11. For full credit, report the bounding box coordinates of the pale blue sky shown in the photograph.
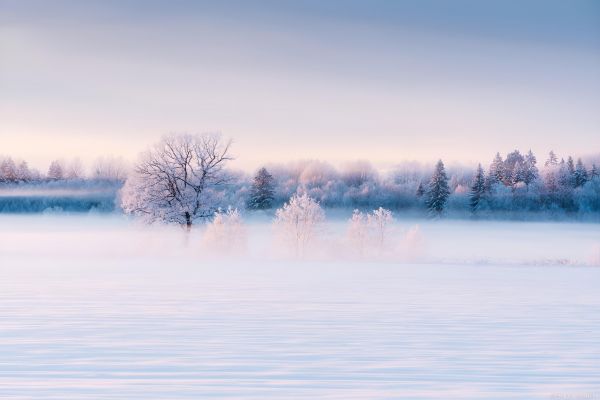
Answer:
[1,0,599,169]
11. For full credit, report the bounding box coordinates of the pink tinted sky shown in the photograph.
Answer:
[1,0,599,171]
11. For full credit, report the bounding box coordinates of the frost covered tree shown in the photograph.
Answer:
[511,161,526,187]
[402,224,425,261]
[566,156,575,176]
[545,151,558,167]
[0,158,18,182]
[488,152,504,185]
[247,167,275,210]
[590,164,599,181]
[426,160,450,216]
[273,193,325,257]
[346,207,394,256]
[543,167,558,195]
[121,133,232,231]
[92,156,128,182]
[524,150,539,186]
[347,209,369,257]
[469,164,485,213]
[573,158,588,188]
[16,161,31,182]
[66,158,85,180]
[202,207,247,254]
[416,181,425,197]
[504,150,525,186]
[367,207,394,254]
[47,160,64,180]
[556,161,575,210]
[340,161,377,187]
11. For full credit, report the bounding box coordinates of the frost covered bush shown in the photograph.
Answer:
[202,208,247,255]
[401,225,426,261]
[273,193,325,257]
[346,207,394,257]
[368,207,394,254]
[347,210,369,257]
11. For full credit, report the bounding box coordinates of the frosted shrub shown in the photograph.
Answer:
[346,207,394,257]
[368,207,394,255]
[202,208,247,255]
[273,193,325,258]
[402,225,426,261]
[347,210,369,257]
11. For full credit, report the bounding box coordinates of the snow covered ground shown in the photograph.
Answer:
[1,214,599,399]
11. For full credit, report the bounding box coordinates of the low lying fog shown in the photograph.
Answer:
[1,213,599,267]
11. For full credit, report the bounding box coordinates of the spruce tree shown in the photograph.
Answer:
[511,162,526,187]
[469,164,486,213]
[590,164,599,180]
[557,161,575,210]
[573,158,588,188]
[247,167,275,210]
[426,160,450,216]
[416,181,425,197]
[567,156,575,175]
[545,150,558,167]
[488,152,504,185]
[524,150,539,185]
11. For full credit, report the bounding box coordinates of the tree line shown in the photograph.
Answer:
[245,150,600,217]
[3,133,600,219]
[120,134,600,229]
[0,156,128,183]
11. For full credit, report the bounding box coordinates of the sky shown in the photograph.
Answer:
[1,0,599,171]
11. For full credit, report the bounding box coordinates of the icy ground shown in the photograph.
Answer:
[0,214,599,399]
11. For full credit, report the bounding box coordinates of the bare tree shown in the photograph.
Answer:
[121,133,232,230]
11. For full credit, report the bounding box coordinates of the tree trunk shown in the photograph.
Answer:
[185,212,192,233]
[182,212,192,247]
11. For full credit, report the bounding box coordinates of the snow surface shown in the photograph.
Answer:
[0,214,599,399]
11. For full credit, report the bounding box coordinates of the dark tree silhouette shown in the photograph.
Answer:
[247,167,275,210]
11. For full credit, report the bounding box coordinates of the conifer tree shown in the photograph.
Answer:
[573,158,588,187]
[524,150,539,185]
[416,181,425,197]
[511,162,526,187]
[488,152,504,186]
[469,164,486,213]
[567,156,575,175]
[426,160,450,216]
[247,167,275,210]
[556,161,575,210]
[590,164,599,180]
[545,150,558,167]
[557,161,571,188]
